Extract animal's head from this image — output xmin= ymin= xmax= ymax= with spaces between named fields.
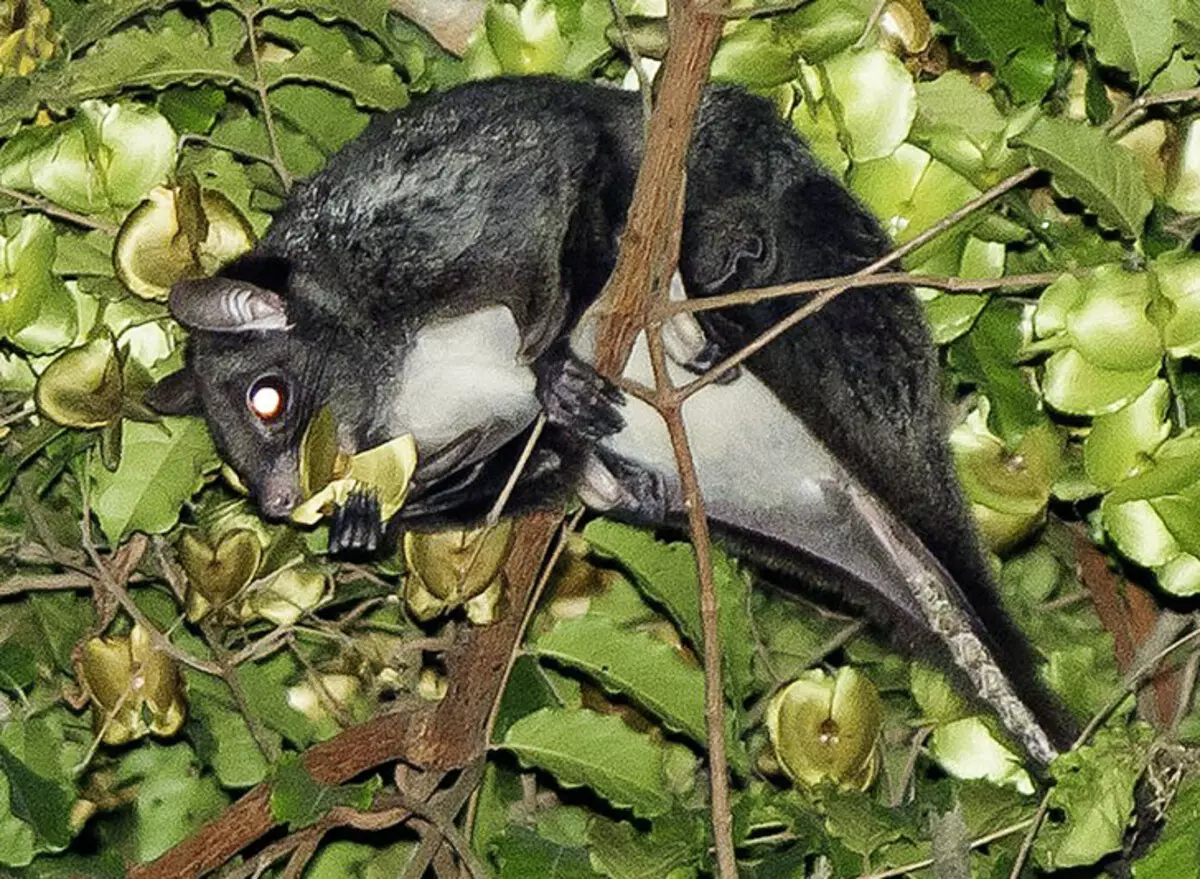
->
xmin=147 ymin=265 xmax=377 ymax=520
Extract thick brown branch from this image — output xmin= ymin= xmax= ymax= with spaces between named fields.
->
xmin=592 ymin=1 xmax=726 ymax=379
xmin=127 ymin=513 xmax=559 ymax=879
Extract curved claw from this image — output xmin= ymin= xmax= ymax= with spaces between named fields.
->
xmin=328 ymin=488 xmax=384 ymax=556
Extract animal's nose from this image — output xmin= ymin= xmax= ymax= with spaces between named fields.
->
xmin=259 ymin=486 xmax=301 ymax=519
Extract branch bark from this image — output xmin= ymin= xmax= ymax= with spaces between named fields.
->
xmin=127 ymin=513 xmax=560 ymax=879
xmin=589 ymin=1 xmax=736 ymax=875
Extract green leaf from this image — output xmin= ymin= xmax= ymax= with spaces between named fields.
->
xmin=493 ymin=655 xmax=562 ymax=740
xmin=263 ymin=47 xmax=408 ymax=110
xmin=587 ymin=812 xmax=707 ymax=879
xmin=582 ymin=520 xmax=755 ymax=704
xmin=492 ymin=826 xmax=601 ymax=879
xmin=78 ymin=100 xmax=177 ymax=206
xmin=59 ymin=27 xmax=247 ymax=106
xmin=822 ymin=787 xmax=914 ymax=857
xmin=822 ymin=48 xmax=915 ymax=162
xmin=1099 ymin=432 xmax=1200 ymax=594
xmin=6 ymin=106 xmax=170 ymax=245
xmin=0 ymin=76 xmax=38 ymax=135
xmin=925 ymin=292 xmax=989 ymax=345
xmin=851 ymin=147 xmax=981 ymax=271
xmin=1179 ymin=0 xmax=1200 ymax=55
xmin=0 ymin=744 xmax=72 ymax=849
xmin=1037 ymin=725 xmax=1151 ymax=869
xmin=0 ymin=214 xmax=59 ymax=343
xmin=1016 ymin=116 xmax=1153 ymax=237
xmin=1154 ymin=253 xmax=1200 ymax=358
xmin=711 ymin=20 xmax=798 ymax=90
xmin=1066 ymin=0 xmax=1175 ymax=84
xmin=924 ymin=0 xmax=1057 ymax=103
xmin=54 ymin=0 xmax=174 ymax=56
xmin=269 ymin=85 xmax=370 ymax=156
xmin=533 ymin=615 xmax=743 ymax=768
xmin=116 ymin=743 xmax=228 ymax=863
xmin=35 ymin=335 xmax=123 ymax=429
xmin=777 ymin=0 xmax=876 ymax=64
xmin=481 ymin=0 xmax=570 ymax=75
xmin=54 ymin=230 xmax=115 ymax=277
xmin=911 ymin=72 xmax=1013 ymax=180
xmin=502 ymin=708 xmax=678 ymax=819
xmin=89 ymin=417 xmax=219 ymax=544
xmin=947 ymin=298 xmax=1045 ymax=443
xmin=0 ymin=123 xmax=106 ymax=215
xmin=157 ymin=84 xmax=228 ymax=136
xmin=270 ymin=754 xmax=378 ymax=830
xmin=187 ymin=687 xmax=275 ymax=788
xmin=1105 ymin=433 xmax=1200 ymax=505
xmin=1061 ymin=267 xmax=1161 ymax=371
xmin=189 ymin=652 xmax=317 ymax=750
xmin=210 ymin=113 xmax=328 ymax=179
xmin=1134 ymin=778 xmax=1200 ymax=879
xmin=260 ymin=0 xmax=407 ymax=57
xmin=560 ymin=0 xmax=616 ymax=78
xmin=1083 ymin=379 xmax=1170 ymax=489
xmin=1042 ymin=348 xmax=1160 ymax=416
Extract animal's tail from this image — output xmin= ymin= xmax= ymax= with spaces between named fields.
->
xmin=594 ymin=328 xmax=1076 ymax=764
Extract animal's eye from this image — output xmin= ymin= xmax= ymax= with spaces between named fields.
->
xmin=247 ymin=376 xmax=287 ymax=422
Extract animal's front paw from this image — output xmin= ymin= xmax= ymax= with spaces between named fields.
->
xmin=537 ymin=351 xmax=625 ymax=442
xmin=328 ymin=488 xmax=384 ymax=556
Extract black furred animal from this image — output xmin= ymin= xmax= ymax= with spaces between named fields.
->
xmin=147 ymin=76 xmax=1078 ymax=765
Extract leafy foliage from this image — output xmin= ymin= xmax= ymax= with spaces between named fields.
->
xmin=0 ymin=0 xmax=1199 ymax=876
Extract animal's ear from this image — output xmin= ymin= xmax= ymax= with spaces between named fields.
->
xmin=168 ymin=278 xmax=290 ymax=333
xmin=145 ymin=368 xmax=203 ymax=415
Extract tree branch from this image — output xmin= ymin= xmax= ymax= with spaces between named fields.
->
xmin=589 ymin=1 xmax=737 ymax=875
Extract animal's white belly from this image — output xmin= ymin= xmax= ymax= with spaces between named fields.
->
xmin=379 ymin=306 xmax=541 ymax=477
xmin=594 ymin=330 xmax=924 ymax=624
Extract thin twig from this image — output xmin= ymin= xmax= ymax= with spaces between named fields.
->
xmin=447 ymin=414 xmax=548 ymax=619
xmin=280 ymin=831 xmax=321 ymax=879
xmin=1168 ymin=642 xmax=1200 ymax=737
xmin=289 ymin=635 xmax=356 ymax=729
xmin=392 ymin=785 xmax=490 ymax=879
xmin=1104 ymin=87 xmax=1200 ymax=140
xmin=73 ymin=685 xmax=137 ymax=776
xmin=202 ymin=622 xmax=281 ymax=762
xmin=889 ymin=726 xmax=933 ymax=807
xmin=0 ymin=186 xmax=119 ymax=234
xmin=608 ymin=0 xmax=654 ymax=136
xmin=588 ymin=1 xmax=736 ymax=873
xmin=859 ymin=818 xmax=1036 ymax=879
xmin=480 ymin=509 xmax=585 ymax=747
xmin=662 ymin=269 xmax=1065 ymax=317
xmin=241 ymin=10 xmax=293 ymax=191
xmin=647 ymin=324 xmax=738 ymax=866
xmin=219 ymin=822 xmax=336 ymax=879
xmin=0 ymin=399 xmax=35 ymax=429
xmin=78 ymin=476 xmax=223 ymax=676
xmin=0 ymin=572 xmax=104 ymax=596
xmin=399 ymin=763 xmax=488 ymax=879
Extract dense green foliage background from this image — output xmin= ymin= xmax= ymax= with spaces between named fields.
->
xmin=2 ymin=0 xmax=1200 ymax=876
